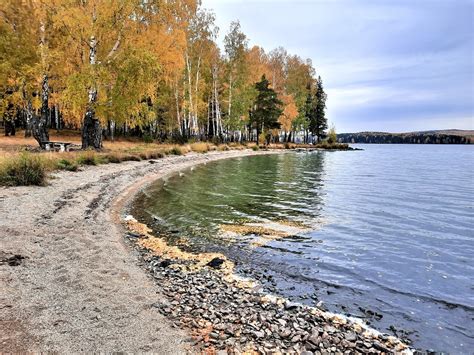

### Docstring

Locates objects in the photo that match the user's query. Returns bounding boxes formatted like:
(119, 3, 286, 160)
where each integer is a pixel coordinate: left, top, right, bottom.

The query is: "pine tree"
(250, 75, 282, 144)
(314, 76, 328, 139)
(307, 77, 328, 141)
(305, 82, 316, 141)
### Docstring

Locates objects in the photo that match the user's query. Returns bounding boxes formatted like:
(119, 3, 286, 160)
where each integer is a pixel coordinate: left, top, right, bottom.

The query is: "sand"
(0, 149, 282, 352)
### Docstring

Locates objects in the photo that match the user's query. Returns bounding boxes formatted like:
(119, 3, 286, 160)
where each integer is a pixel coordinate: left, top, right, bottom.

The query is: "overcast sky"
(202, 0, 473, 133)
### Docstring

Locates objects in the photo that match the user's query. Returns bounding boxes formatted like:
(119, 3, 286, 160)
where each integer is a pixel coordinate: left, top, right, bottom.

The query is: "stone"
(308, 333, 320, 346)
(207, 257, 225, 269)
(345, 332, 357, 342)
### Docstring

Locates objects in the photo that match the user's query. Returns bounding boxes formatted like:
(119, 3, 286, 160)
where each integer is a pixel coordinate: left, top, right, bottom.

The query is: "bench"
(42, 141, 73, 152)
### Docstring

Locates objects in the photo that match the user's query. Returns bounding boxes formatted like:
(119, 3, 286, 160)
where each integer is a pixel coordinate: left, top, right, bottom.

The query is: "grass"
(0, 131, 353, 187)
(167, 146, 186, 155)
(77, 151, 99, 165)
(0, 153, 47, 186)
(57, 159, 79, 172)
(190, 142, 210, 153)
(104, 153, 122, 163)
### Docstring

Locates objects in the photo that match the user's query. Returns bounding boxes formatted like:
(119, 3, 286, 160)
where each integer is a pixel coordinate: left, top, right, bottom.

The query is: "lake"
(132, 145, 474, 352)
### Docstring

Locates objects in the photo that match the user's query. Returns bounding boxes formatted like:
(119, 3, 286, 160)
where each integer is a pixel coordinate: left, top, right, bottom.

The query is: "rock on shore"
(126, 230, 413, 354)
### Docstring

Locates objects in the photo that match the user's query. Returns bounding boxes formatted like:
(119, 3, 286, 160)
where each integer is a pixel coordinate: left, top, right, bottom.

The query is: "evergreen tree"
(307, 77, 328, 141)
(305, 82, 316, 142)
(314, 76, 328, 139)
(250, 75, 282, 144)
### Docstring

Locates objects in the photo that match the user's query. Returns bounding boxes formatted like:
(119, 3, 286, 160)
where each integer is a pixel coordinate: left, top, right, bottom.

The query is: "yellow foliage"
(279, 94, 299, 132)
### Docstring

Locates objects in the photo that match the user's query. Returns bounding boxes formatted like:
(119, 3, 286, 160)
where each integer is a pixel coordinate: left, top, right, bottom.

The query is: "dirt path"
(0, 149, 280, 352)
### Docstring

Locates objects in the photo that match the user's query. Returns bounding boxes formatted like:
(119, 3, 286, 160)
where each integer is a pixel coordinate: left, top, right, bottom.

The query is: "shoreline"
(0, 149, 285, 352)
(117, 155, 413, 354)
(0, 148, 411, 353)
(123, 214, 413, 354)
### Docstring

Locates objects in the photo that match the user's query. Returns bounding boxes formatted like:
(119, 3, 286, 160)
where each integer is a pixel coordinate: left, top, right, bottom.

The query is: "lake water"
(132, 145, 474, 352)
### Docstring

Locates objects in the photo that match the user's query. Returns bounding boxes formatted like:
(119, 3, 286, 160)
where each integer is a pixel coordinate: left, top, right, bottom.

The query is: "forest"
(337, 131, 472, 144)
(0, 0, 328, 149)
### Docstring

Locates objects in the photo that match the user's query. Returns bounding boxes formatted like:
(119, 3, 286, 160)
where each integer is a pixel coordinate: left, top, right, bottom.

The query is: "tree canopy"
(0, 0, 329, 146)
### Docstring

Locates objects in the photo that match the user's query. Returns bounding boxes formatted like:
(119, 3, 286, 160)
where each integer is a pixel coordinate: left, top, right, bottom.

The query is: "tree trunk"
(110, 120, 115, 141)
(55, 104, 60, 131)
(174, 82, 182, 136)
(228, 72, 233, 121)
(32, 74, 50, 147)
(32, 21, 49, 147)
(82, 36, 102, 149)
(24, 102, 33, 137)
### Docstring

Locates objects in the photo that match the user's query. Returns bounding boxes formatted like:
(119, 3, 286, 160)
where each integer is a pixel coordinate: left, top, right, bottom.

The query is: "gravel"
(128, 234, 413, 354)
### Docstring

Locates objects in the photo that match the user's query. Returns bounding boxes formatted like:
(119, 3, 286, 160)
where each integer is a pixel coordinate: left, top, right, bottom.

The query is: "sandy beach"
(0, 149, 282, 352)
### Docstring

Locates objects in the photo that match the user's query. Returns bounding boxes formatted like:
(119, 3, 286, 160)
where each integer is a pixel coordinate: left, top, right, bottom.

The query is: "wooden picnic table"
(42, 141, 73, 152)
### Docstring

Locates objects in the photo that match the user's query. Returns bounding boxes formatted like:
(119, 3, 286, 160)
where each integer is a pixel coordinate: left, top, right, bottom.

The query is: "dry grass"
(0, 133, 248, 186)
(126, 217, 235, 272)
(219, 224, 288, 237)
(0, 153, 47, 186)
(189, 142, 210, 153)
(2, 130, 351, 186)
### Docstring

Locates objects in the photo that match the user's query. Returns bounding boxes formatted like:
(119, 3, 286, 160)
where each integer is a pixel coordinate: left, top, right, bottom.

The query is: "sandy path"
(0, 149, 281, 352)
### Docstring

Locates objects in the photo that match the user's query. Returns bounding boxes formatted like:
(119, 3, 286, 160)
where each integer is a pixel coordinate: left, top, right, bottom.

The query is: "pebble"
(127, 236, 414, 353)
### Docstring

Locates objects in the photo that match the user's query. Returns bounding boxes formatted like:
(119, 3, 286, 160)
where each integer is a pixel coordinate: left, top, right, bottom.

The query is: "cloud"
(202, 0, 474, 132)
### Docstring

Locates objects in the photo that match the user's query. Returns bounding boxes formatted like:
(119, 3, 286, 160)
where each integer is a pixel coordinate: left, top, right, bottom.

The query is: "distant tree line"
(0, 0, 328, 149)
(337, 133, 472, 144)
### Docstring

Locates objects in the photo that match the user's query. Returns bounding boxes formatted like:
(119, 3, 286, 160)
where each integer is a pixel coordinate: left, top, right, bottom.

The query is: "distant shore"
(337, 130, 473, 144)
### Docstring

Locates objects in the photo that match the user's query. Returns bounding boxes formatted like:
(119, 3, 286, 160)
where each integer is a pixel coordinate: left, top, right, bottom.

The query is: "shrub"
(57, 159, 79, 172)
(143, 134, 153, 144)
(148, 151, 165, 159)
(327, 125, 338, 144)
(77, 151, 98, 166)
(190, 142, 209, 153)
(168, 147, 184, 156)
(105, 153, 123, 163)
(252, 145, 260, 151)
(315, 141, 349, 150)
(217, 144, 230, 151)
(0, 153, 47, 186)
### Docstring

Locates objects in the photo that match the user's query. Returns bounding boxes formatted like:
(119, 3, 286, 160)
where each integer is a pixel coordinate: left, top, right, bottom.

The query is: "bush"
(168, 147, 184, 156)
(190, 142, 209, 153)
(252, 145, 260, 151)
(327, 125, 338, 144)
(105, 153, 123, 163)
(0, 153, 47, 186)
(217, 144, 230, 151)
(143, 134, 153, 144)
(57, 159, 79, 172)
(316, 141, 349, 150)
(148, 151, 165, 159)
(77, 151, 98, 166)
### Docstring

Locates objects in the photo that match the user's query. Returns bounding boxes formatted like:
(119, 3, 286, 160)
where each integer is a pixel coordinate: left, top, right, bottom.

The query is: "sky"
(201, 0, 474, 133)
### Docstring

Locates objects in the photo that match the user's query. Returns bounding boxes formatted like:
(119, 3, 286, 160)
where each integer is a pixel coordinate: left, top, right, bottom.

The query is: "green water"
(132, 146, 474, 352)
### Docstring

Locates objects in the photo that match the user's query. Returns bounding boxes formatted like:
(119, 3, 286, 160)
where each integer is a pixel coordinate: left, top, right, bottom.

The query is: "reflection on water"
(132, 145, 474, 352)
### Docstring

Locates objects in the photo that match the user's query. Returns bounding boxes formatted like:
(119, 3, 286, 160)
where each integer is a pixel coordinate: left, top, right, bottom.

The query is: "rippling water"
(132, 145, 474, 352)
